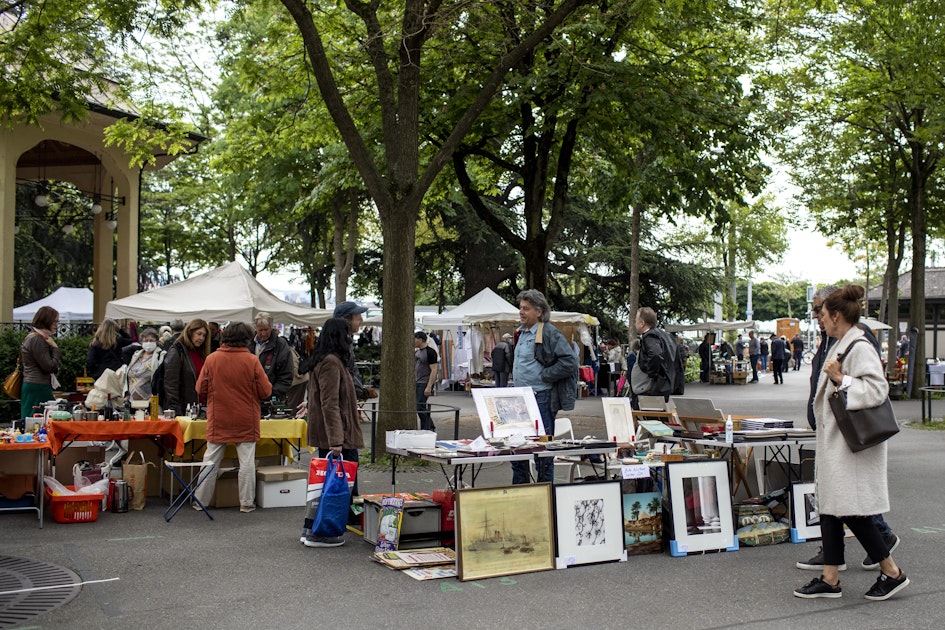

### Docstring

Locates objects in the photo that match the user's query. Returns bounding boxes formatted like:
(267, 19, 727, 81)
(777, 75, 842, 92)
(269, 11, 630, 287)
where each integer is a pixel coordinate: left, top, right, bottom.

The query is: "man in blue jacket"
(511, 289, 578, 484)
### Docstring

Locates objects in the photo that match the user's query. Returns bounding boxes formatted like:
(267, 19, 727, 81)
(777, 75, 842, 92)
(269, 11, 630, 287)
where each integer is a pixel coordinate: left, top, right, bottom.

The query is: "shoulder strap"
(836, 336, 868, 363)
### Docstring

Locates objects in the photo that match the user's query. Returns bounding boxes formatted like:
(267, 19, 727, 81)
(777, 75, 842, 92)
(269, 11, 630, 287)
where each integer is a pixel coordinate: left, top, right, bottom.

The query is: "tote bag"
(311, 453, 352, 538)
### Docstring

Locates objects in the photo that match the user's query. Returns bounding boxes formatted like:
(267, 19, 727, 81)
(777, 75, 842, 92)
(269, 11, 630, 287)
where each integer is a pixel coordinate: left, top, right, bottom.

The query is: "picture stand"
(663, 460, 738, 557)
(790, 482, 821, 543)
(471, 387, 545, 438)
(553, 481, 627, 568)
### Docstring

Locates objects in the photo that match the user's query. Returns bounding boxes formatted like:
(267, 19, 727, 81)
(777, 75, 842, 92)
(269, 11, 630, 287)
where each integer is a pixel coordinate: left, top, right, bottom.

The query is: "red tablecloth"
(0, 441, 52, 452)
(47, 421, 185, 456)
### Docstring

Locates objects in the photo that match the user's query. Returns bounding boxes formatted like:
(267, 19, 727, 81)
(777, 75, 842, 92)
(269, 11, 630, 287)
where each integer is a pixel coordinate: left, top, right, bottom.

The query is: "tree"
(766, 0, 945, 397)
(278, 0, 591, 440)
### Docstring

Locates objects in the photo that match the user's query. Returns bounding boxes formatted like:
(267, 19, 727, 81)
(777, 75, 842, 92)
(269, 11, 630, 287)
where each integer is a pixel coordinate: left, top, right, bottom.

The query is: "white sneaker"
(239, 505, 256, 513)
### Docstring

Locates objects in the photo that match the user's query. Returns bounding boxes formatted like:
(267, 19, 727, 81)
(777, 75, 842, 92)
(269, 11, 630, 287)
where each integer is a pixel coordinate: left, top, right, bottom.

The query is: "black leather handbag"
(827, 338, 899, 452)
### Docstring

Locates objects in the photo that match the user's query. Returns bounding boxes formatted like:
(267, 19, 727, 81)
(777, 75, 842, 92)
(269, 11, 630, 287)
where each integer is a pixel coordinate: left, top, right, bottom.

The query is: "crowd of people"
(16, 285, 909, 600)
(697, 331, 809, 385)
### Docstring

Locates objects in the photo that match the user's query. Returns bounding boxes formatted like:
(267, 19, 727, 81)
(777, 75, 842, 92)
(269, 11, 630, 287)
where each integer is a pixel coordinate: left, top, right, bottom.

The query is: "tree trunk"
(629, 201, 642, 343)
(908, 146, 927, 398)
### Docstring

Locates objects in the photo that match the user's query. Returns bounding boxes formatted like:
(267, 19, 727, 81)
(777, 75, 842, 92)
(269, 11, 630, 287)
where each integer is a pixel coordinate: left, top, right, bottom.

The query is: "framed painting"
(472, 387, 544, 438)
(622, 487, 663, 555)
(790, 482, 821, 543)
(665, 460, 737, 556)
(455, 484, 555, 581)
(601, 397, 635, 444)
(554, 481, 626, 568)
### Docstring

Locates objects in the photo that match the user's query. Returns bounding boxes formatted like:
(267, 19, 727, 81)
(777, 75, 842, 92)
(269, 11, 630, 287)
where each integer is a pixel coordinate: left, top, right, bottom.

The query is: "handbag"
(122, 451, 155, 511)
(629, 362, 653, 395)
(3, 356, 22, 399)
(311, 453, 352, 538)
(826, 338, 900, 452)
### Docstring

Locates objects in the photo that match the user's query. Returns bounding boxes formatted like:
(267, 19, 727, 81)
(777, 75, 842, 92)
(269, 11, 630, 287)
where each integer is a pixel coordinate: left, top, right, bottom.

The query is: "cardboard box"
(211, 469, 240, 508)
(363, 497, 440, 544)
(255, 477, 306, 508)
(256, 465, 306, 482)
(385, 430, 436, 450)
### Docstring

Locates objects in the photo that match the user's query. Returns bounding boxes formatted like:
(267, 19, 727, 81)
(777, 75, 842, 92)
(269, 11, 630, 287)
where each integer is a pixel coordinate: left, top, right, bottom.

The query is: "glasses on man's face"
(810, 305, 822, 316)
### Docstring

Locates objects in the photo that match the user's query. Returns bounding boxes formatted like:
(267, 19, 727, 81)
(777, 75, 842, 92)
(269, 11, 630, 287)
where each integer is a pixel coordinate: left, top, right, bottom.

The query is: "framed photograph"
(554, 481, 626, 567)
(665, 460, 737, 556)
(455, 484, 555, 581)
(601, 397, 635, 443)
(472, 387, 544, 438)
(790, 482, 821, 543)
(622, 488, 663, 555)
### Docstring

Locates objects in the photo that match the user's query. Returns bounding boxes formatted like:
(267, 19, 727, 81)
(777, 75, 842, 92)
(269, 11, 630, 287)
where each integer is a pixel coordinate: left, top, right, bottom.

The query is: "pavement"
(2, 364, 944, 629)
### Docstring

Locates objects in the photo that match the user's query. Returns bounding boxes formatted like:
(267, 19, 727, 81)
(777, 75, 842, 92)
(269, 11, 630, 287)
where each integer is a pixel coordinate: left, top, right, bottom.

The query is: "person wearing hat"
(491, 333, 514, 388)
(333, 301, 375, 401)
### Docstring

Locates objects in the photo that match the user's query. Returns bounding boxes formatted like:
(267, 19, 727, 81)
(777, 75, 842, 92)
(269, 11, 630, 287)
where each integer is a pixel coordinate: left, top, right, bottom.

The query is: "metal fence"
(0, 322, 97, 336)
(360, 402, 461, 463)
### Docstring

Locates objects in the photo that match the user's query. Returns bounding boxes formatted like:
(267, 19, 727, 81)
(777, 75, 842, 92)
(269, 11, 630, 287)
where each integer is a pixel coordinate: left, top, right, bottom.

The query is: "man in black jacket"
(252, 312, 294, 402)
(631, 307, 680, 406)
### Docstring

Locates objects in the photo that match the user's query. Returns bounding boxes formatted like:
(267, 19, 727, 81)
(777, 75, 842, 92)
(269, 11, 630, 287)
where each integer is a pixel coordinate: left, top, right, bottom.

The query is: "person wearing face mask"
(123, 328, 166, 405)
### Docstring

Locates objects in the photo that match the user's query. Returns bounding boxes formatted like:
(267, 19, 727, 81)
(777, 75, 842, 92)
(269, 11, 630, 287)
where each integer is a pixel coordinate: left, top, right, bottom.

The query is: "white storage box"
(363, 497, 441, 544)
(930, 363, 945, 386)
(255, 466, 307, 508)
(385, 430, 436, 450)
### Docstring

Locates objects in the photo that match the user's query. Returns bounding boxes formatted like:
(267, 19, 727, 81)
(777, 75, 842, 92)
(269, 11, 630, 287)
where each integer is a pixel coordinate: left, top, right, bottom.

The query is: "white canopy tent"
(664, 320, 756, 333)
(420, 287, 519, 328)
(13, 287, 94, 322)
(105, 261, 333, 326)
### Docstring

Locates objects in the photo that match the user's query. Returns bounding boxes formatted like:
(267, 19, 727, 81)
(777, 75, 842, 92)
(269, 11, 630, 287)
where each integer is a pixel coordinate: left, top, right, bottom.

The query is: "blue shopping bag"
(311, 453, 351, 538)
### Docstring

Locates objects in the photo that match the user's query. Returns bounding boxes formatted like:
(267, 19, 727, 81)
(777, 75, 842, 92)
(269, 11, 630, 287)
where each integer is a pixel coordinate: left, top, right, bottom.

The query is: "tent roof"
(13, 287, 94, 322)
(464, 310, 599, 326)
(105, 261, 333, 326)
(664, 320, 755, 333)
(421, 288, 518, 328)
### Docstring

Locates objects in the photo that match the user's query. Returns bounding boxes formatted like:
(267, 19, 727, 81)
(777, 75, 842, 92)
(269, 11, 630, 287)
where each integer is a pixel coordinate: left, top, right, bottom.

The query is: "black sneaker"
(794, 576, 842, 599)
(864, 571, 910, 601)
(796, 547, 847, 571)
(862, 533, 901, 570)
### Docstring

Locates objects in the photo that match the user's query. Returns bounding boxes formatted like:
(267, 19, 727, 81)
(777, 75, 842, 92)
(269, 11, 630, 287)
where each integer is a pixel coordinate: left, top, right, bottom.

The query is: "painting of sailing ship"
(622, 491, 663, 555)
(456, 484, 554, 581)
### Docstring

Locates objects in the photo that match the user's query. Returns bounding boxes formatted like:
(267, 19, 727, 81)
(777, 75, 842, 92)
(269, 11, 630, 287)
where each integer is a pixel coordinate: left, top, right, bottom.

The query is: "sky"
(757, 228, 858, 286)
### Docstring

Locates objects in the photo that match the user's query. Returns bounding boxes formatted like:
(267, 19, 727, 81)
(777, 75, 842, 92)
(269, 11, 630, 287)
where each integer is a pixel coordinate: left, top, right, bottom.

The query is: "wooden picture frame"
(472, 387, 544, 438)
(665, 460, 737, 556)
(601, 397, 635, 444)
(790, 482, 821, 543)
(554, 481, 626, 568)
(455, 484, 555, 581)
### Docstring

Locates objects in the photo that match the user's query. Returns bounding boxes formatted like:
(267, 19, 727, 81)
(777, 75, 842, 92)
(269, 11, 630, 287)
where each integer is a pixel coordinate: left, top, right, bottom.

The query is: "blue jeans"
(760, 355, 769, 373)
(873, 513, 893, 538)
(416, 382, 434, 431)
(511, 390, 555, 484)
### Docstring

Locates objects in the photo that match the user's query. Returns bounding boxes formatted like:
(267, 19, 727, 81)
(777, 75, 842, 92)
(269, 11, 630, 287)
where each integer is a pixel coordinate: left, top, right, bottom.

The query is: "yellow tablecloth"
(175, 418, 312, 461)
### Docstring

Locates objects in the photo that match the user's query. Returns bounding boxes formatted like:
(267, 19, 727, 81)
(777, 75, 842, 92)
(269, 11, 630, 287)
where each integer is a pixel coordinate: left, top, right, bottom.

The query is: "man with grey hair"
(510, 289, 578, 484)
(796, 284, 899, 573)
(252, 311, 294, 401)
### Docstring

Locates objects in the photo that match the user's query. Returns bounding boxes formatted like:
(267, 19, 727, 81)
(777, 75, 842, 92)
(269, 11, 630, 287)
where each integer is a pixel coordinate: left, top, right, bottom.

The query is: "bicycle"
(802, 349, 815, 365)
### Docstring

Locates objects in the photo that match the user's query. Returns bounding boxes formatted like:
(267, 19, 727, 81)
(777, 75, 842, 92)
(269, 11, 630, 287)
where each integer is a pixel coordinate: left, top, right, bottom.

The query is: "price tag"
(621, 465, 651, 479)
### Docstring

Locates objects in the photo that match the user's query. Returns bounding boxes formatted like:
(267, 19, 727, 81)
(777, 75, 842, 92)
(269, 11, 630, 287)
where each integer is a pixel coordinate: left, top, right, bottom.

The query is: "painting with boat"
(455, 484, 555, 581)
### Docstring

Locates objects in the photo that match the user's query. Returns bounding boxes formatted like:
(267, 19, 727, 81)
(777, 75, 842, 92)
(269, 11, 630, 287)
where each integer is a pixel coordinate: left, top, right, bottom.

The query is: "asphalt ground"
(2, 364, 944, 629)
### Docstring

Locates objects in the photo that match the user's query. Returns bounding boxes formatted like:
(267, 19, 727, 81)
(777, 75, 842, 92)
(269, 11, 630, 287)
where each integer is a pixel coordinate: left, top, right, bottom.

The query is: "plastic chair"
(163, 461, 216, 522)
(535, 418, 585, 483)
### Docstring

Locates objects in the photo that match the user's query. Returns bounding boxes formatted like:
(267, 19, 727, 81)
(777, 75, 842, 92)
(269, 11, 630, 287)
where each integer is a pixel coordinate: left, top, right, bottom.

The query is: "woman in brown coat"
(301, 317, 364, 548)
(163, 318, 210, 416)
(193, 322, 272, 513)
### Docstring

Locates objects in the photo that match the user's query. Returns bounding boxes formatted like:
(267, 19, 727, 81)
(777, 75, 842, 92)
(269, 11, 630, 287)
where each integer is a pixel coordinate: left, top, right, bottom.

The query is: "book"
(402, 567, 458, 581)
(373, 547, 457, 570)
(373, 497, 405, 553)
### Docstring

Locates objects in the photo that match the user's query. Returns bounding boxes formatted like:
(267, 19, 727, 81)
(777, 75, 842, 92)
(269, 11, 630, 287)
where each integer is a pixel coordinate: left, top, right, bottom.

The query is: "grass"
(907, 419, 945, 431)
(359, 449, 433, 470)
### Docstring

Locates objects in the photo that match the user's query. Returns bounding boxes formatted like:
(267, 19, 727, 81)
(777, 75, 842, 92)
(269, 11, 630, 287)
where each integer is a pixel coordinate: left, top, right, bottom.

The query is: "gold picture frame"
(455, 484, 555, 581)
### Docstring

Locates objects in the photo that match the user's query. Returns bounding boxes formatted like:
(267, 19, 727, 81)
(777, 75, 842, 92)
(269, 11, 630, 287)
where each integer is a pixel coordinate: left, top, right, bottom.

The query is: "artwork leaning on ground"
(455, 484, 555, 581)
(554, 481, 625, 567)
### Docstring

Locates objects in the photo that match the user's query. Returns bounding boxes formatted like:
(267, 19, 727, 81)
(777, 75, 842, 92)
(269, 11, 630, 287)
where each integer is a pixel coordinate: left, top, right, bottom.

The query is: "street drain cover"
(0, 555, 81, 629)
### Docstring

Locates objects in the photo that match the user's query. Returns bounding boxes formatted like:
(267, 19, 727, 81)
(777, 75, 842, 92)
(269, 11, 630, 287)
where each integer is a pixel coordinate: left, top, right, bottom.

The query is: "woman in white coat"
(794, 285, 909, 601)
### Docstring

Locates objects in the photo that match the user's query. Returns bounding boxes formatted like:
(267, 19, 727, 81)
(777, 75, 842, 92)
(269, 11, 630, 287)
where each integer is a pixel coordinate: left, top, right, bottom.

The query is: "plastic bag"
(43, 476, 73, 496)
(311, 453, 351, 538)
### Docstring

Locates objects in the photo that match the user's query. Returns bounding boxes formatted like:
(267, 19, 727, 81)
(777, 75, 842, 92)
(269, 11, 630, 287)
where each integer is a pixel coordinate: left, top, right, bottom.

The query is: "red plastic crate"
(45, 485, 104, 524)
